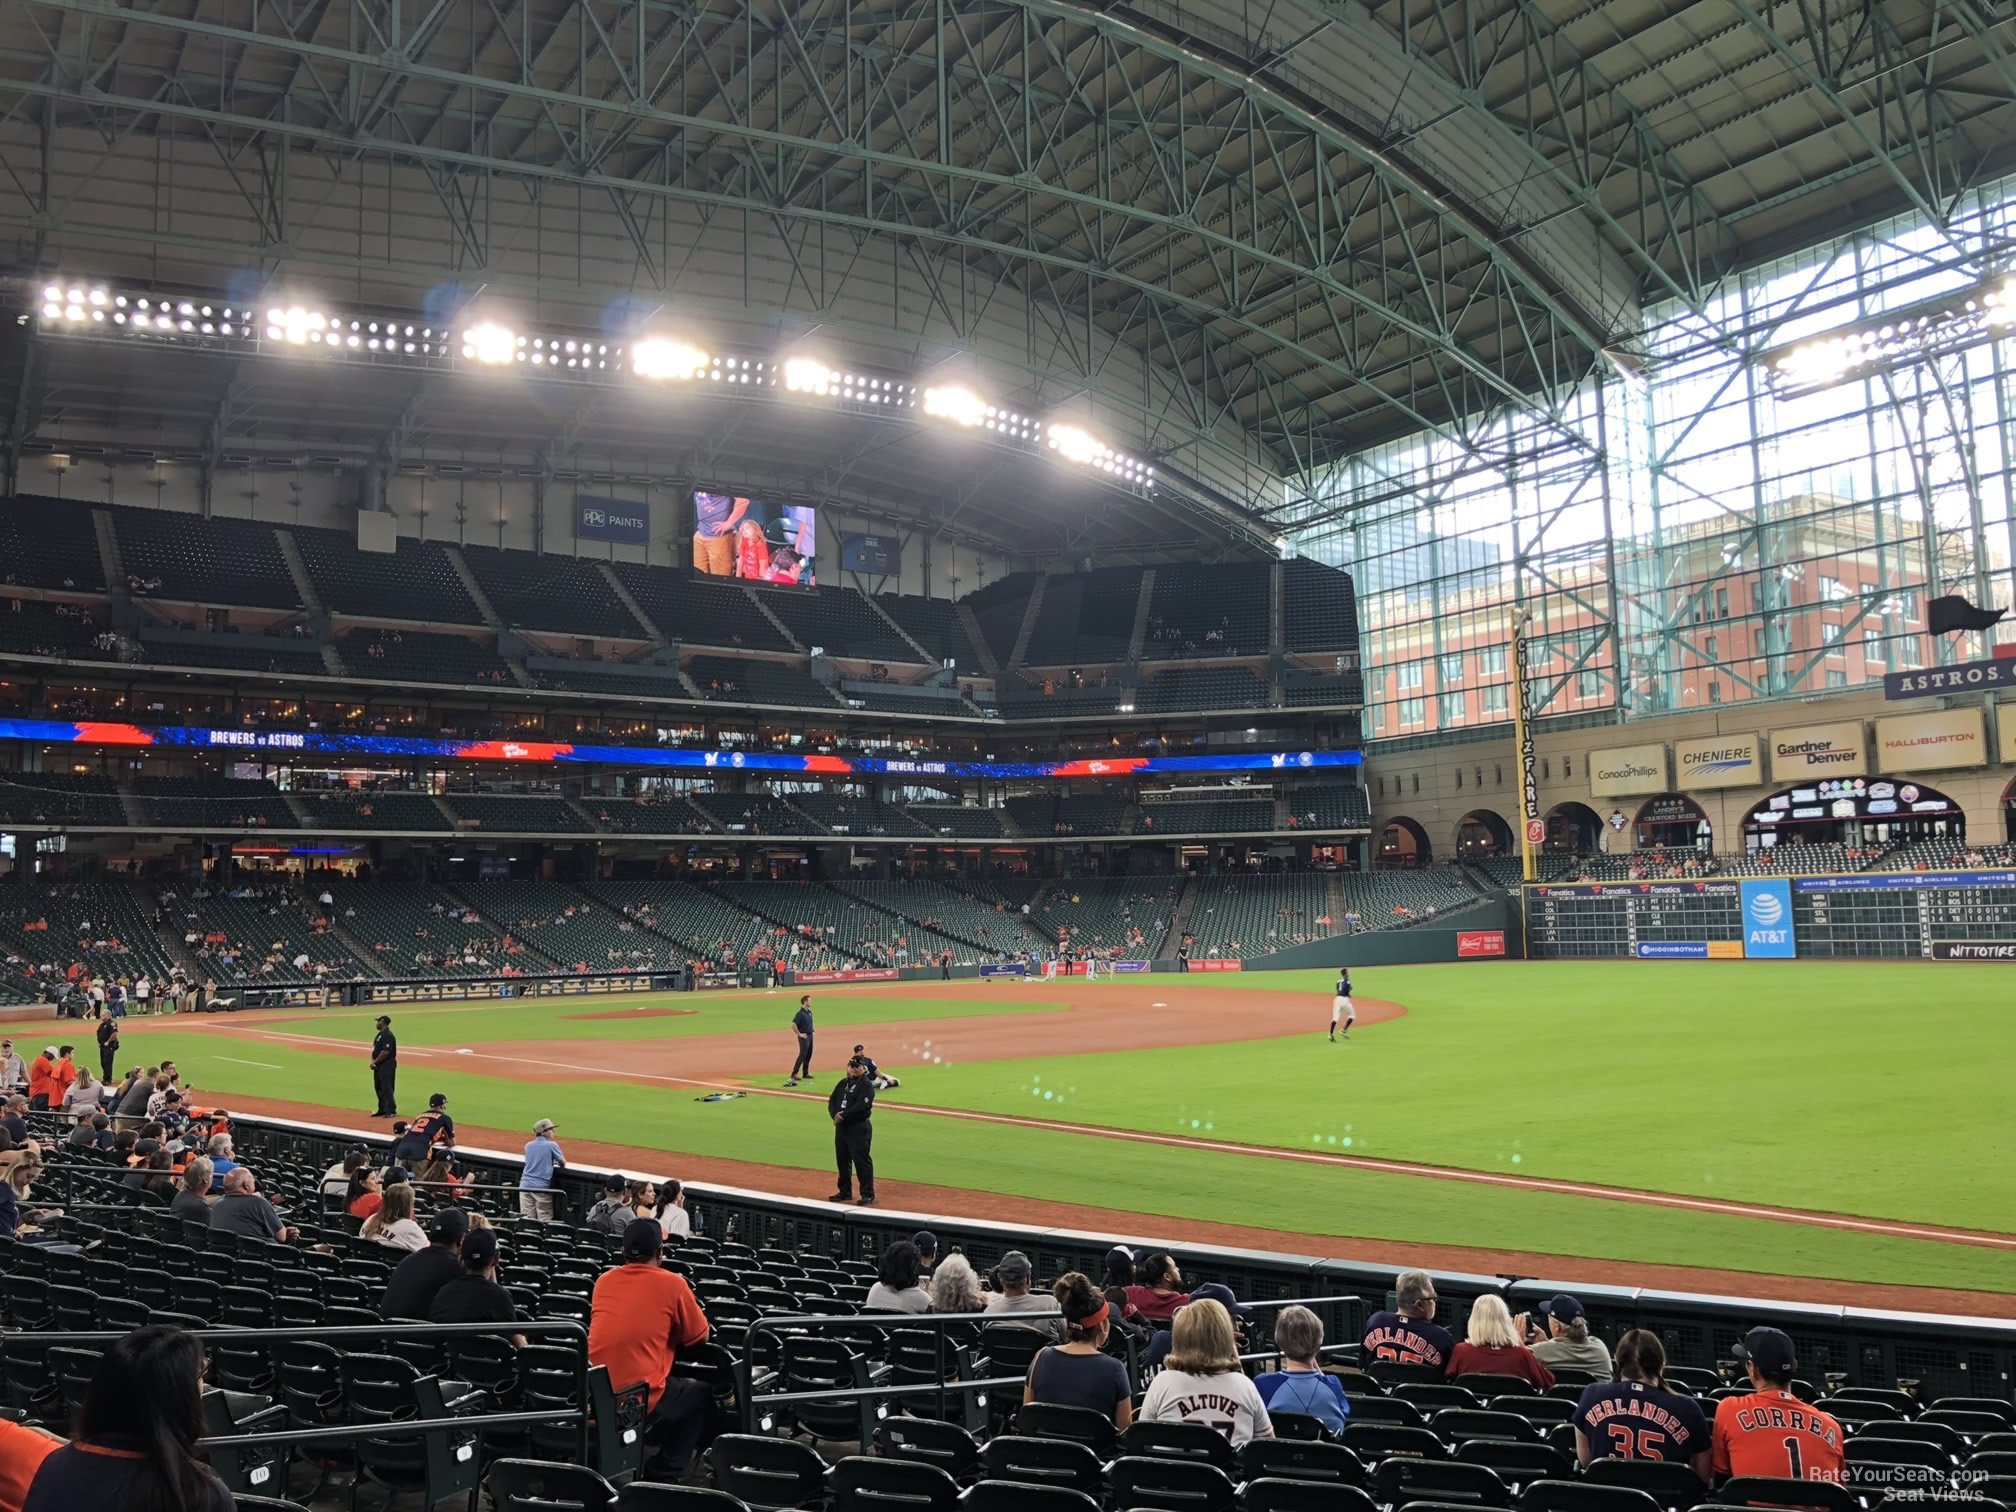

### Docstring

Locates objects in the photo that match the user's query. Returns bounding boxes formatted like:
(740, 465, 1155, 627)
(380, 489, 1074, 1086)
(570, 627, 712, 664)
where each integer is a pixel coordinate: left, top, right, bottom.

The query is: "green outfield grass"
(112, 961, 2016, 1296)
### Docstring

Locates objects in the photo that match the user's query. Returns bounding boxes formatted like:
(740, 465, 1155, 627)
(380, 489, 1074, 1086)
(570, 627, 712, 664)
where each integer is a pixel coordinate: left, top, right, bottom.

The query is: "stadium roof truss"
(1, 0, 2014, 553)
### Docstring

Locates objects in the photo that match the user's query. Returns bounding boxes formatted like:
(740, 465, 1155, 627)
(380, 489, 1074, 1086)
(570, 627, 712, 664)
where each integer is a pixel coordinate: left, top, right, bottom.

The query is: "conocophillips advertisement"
(1875, 707, 1987, 772)
(1588, 743, 1668, 797)
(1768, 719, 1866, 781)
(1673, 733, 1761, 791)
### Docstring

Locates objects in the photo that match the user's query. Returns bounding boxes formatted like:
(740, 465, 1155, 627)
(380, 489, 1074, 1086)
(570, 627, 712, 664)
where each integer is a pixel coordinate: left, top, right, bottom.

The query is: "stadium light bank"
(1758, 277, 2016, 395)
(28, 280, 1154, 495)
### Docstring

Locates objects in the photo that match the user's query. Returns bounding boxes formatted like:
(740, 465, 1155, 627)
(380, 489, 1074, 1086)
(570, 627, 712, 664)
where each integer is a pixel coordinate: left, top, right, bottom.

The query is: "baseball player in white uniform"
(1330, 970, 1355, 1042)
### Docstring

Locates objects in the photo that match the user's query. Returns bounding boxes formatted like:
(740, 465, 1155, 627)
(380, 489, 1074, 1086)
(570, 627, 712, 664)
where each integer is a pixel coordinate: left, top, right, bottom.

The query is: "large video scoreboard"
(1527, 870, 2016, 961)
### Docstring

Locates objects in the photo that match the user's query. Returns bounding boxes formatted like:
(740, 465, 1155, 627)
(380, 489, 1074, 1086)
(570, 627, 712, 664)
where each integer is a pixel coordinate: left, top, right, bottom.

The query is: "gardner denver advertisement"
(1674, 733, 1761, 791)
(1768, 719, 1866, 781)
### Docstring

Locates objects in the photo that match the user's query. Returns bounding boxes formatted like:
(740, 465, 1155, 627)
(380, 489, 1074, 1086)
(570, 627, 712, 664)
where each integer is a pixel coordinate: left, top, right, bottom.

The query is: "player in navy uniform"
(1330, 970, 1355, 1041)
(787, 996, 814, 1086)
(851, 1043, 900, 1092)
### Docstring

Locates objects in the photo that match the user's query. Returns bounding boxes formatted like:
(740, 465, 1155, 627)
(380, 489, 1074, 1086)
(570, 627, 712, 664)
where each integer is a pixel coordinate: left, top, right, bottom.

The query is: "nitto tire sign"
(1932, 942, 2016, 961)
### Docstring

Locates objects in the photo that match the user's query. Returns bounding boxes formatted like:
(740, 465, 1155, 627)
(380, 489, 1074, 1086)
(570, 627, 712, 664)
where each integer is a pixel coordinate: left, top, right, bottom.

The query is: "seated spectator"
(0, 1415, 61, 1512)
(1712, 1327, 1843, 1483)
(122, 1150, 176, 1205)
(1362, 1269, 1456, 1369)
(865, 1239, 931, 1313)
(322, 1145, 369, 1200)
(383, 1208, 472, 1321)
(0, 1097, 27, 1145)
(985, 1250, 1065, 1341)
(1527, 1293, 1612, 1375)
(1255, 1305, 1350, 1433)
(655, 1178, 691, 1238)
(205, 1133, 241, 1192)
(361, 1181, 427, 1251)
(210, 1168, 297, 1244)
(170, 1157, 213, 1227)
(1138, 1298, 1273, 1447)
(1023, 1271, 1133, 1427)
(585, 1174, 639, 1233)
(412, 1146, 464, 1200)
(60, 1067, 100, 1119)
(587, 1218, 711, 1481)
(1574, 1328, 1710, 1480)
(0, 1161, 44, 1240)
(21, 1325, 233, 1512)
(65, 1112, 110, 1151)
(928, 1252, 986, 1315)
(912, 1229, 938, 1275)
(1123, 1250, 1191, 1323)
(348, 1166, 384, 1219)
(429, 1227, 525, 1347)
(1146, 1283, 1248, 1370)
(1447, 1294, 1555, 1389)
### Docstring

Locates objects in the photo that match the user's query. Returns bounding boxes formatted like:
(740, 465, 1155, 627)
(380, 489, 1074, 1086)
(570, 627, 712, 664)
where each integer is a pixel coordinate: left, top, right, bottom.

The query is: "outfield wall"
(1525, 869, 2016, 960)
(1245, 899, 1518, 969)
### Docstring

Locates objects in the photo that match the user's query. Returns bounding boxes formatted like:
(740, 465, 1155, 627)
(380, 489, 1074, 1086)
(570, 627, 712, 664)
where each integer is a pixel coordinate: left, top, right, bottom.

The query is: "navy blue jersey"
(1576, 1381, 1710, 1464)
(1335, 974, 1352, 998)
(853, 1051, 879, 1077)
(792, 1005, 813, 1035)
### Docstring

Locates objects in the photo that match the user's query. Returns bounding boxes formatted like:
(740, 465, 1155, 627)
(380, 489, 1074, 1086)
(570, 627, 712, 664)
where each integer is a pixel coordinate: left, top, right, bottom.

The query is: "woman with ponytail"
(1022, 1271, 1134, 1426)
(1571, 1328, 1710, 1482)
(23, 1324, 232, 1512)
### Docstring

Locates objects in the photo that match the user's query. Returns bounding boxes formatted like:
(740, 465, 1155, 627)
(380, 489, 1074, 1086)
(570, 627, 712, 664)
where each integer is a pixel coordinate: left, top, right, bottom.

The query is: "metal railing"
(736, 1293, 1363, 1433)
(3, 1320, 595, 1462)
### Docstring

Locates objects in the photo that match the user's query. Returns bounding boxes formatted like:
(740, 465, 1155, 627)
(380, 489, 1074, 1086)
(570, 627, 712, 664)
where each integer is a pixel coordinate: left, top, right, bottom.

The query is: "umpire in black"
(828, 1055, 877, 1206)
(370, 1014, 398, 1117)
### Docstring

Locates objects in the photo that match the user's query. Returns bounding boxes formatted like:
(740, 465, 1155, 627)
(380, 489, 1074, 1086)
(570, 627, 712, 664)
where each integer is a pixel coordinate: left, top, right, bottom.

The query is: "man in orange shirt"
(1711, 1327, 1844, 1484)
(587, 1218, 712, 1479)
(25, 1048, 57, 1111)
(49, 1046, 78, 1109)
(0, 1416, 61, 1510)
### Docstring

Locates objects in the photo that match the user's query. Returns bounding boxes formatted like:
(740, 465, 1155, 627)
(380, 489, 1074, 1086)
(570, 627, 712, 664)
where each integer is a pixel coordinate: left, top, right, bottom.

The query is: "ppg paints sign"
(575, 494, 650, 545)
(1674, 733, 1761, 791)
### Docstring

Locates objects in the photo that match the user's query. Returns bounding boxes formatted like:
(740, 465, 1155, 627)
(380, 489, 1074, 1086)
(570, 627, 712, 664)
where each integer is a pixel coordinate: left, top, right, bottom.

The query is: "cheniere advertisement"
(1673, 733, 1761, 791)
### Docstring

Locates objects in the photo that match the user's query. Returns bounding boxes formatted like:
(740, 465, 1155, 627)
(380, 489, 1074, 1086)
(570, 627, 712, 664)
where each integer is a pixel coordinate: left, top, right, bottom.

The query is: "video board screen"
(691, 490, 817, 586)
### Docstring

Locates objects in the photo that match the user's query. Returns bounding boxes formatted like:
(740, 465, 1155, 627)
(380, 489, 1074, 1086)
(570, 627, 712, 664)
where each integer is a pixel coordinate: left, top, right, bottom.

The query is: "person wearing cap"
(1574, 1329, 1710, 1481)
(25, 1048, 56, 1112)
(588, 1218, 712, 1480)
(392, 1093, 453, 1164)
(1145, 1283, 1249, 1369)
(94, 1008, 119, 1082)
(912, 1231, 938, 1275)
(0, 1041, 23, 1095)
(1711, 1327, 1842, 1484)
(430, 1228, 525, 1347)
(852, 1043, 900, 1092)
(1446, 1294, 1555, 1389)
(985, 1251, 1066, 1341)
(382, 1207, 472, 1320)
(1525, 1294, 1613, 1375)
(369, 1015, 398, 1117)
(1362, 1269, 1457, 1370)
(521, 1118, 565, 1221)
(827, 1056, 876, 1206)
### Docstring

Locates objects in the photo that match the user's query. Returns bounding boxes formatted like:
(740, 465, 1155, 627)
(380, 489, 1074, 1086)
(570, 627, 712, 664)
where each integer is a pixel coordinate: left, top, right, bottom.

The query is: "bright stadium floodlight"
(1047, 423, 1103, 464)
(1761, 278, 2016, 394)
(265, 305, 329, 345)
(632, 339, 709, 380)
(783, 357, 836, 395)
(922, 385, 987, 426)
(462, 322, 518, 365)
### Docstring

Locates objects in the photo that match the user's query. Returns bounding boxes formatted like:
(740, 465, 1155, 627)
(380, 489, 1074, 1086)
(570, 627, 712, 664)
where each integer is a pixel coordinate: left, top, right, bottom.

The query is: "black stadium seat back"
(1106, 1452, 1238, 1512)
(1374, 1454, 1515, 1508)
(1435, 1408, 1542, 1444)
(980, 1433, 1105, 1496)
(1494, 1396, 1575, 1425)
(488, 1456, 622, 1512)
(1399, 1383, 1486, 1412)
(1349, 1394, 1431, 1428)
(1519, 1478, 1668, 1512)
(1121, 1418, 1239, 1472)
(1268, 1410, 1335, 1442)
(1822, 1396, 1905, 1425)
(1344, 1422, 1449, 1462)
(1015, 1401, 1119, 1456)
(873, 1417, 981, 1483)
(1239, 1437, 1368, 1486)
(1244, 1479, 1380, 1512)
(960, 1480, 1101, 1512)
(712, 1434, 831, 1511)
(1455, 1439, 1575, 1492)
(1460, 1373, 1540, 1398)
(1929, 1398, 2016, 1426)
(830, 1454, 961, 1512)
(1581, 1455, 1710, 1509)
(1853, 1420, 1966, 1461)
(1714, 1476, 1859, 1512)
(618, 1485, 755, 1511)
(1847, 1436, 1955, 1498)
(978, 1324, 1046, 1377)
(232, 1499, 316, 1512)
(1926, 1409, 2016, 1441)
